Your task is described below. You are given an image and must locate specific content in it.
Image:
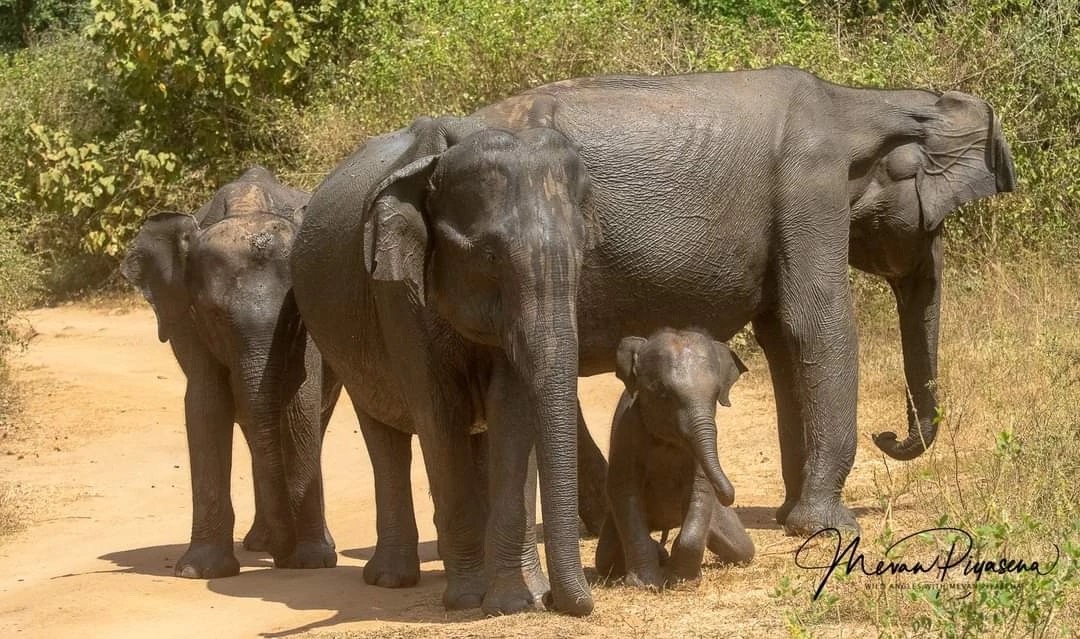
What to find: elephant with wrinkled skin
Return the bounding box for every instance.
[122,167,342,578]
[594,329,754,590]
[294,66,1015,616]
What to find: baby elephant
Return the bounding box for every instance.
[595,328,755,589]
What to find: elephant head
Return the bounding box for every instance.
[615,329,747,506]
[361,115,596,615]
[848,90,1017,460]
[121,212,199,343]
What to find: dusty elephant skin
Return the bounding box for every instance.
[290,128,609,611]
[121,167,343,578]
[294,65,1015,617]
[595,329,754,590]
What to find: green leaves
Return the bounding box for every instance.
[23,122,180,257]
[85,0,337,158]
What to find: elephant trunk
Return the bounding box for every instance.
[505,277,592,616]
[236,329,296,560]
[682,409,735,506]
[873,237,943,461]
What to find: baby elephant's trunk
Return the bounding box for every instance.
[685,413,735,506]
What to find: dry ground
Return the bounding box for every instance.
[0,258,1075,638]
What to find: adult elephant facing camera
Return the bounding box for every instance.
[293,66,1014,616]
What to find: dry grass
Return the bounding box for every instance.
[310,257,1079,638]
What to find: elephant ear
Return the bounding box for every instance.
[713,341,747,407]
[362,116,485,294]
[615,336,647,390]
[915,92,1017,232]
[121,212,199,343]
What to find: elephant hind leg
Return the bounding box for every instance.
[594,514,625,581]
[278,348,337,569]
[577,403,608,538]
[705,504,755,565]
[357,405,420,588]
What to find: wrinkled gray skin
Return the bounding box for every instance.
[291,129,609,610]
[294,66,1015,616]
[595,329,754,589]
[122,167,342,578]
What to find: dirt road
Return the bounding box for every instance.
[0,303,882,637]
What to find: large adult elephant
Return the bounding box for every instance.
[293,66,1014,616]
[123,167,342,577]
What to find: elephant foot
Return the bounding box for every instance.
[363,545,420,588]
[775,497,798,526]
[242,520,271,553]
[175,542,240,579]
[542,579,595,617]
[443,572,486,611]
[481,564,550,616]
[782,498,860,538]
[624,563,664,591]
[707,506,755,565]
[280,541,338,569]
[664,547,704,587]
[663,570,702,590]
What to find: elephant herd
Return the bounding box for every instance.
[122,66,1015,617]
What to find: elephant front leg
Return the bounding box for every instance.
[177,361,240,579]
[766,274,860,536]
[752,315,806,526]
[665,468,716,586]
[481,358,550,615]
[356,406,420,588]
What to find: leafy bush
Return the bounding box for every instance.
[86,0,336,163]
[0,0,90,50]
[0,0,1076,294]
[23,123,180,257]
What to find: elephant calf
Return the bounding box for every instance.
[595,329,754,589]
[122,167,342,578]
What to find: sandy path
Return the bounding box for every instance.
[0,303,859,637]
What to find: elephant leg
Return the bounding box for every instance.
[415,415,487,609]
[373,285,486,610]
[705,504,755,565]
[470,430,490,510]
[577,404,608,538]
[752,315,806,525]
[356,403,420,588]
[242,481,271,553]
[278,337,336,569]
[767,245,860,535]
[481,356,549,615]
[594,513,625,581]
[316,370,343,550]
[665,468,714,586]
[170,330,240,579]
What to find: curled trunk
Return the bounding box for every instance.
[874,237,943,460]
[683,412,735,506]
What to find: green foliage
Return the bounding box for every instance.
[0,0,1077,296]
[683,0,808,23]
[23,123,180,257]
[906,518,1078,638]
[86,0,337,161]
[0,0,90,50]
